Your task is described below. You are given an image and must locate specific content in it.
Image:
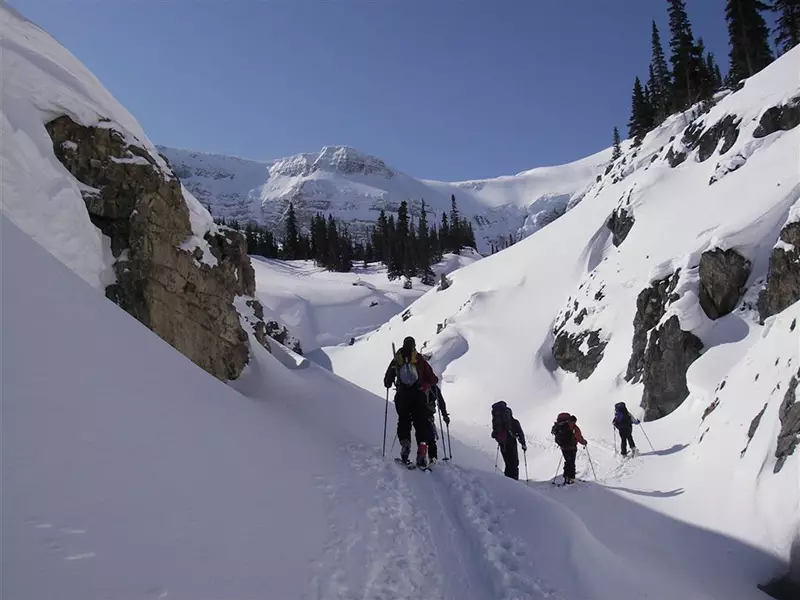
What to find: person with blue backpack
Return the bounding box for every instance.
[612,401,640,457]
[384,336,438,467]
[490,401,527,480]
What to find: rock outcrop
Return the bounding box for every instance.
[775,371,800,474]
[753,95,800,139]
[552,330,607,381]
[626,272,681,383]
[758,221,800,322]
[698,248,751,319]
[683,114,741,163]
[46,115,268,380]
[641,315,704,421]
[607,207,635,247]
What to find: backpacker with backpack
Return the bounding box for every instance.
[551,412,576,448]
[491,401,514,445]
[613,402,632,429]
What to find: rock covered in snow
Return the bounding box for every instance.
[698,248,751,320]
[759,215,800,322]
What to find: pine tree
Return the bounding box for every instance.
[449,195,461,253]
[628,77,652,146]
[283,202,300,259]
[417,200,430,272]
[440,212,450,253]
[714,63,724,89]
[649,21,672,123]
[667,0,703,111]
[612,127,622,160]
[726,0,773,83]
[772,0,800,54]
[429,226,441,262]
[694,38,717,103]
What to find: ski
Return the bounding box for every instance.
[394,457,431,471]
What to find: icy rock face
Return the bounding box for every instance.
[698,248,751,319]
[46,115,268,380]
[551,329,607,381]
[684,114,741,163]
[753,95,800,138]
[606,207,635,247]
[775,371,800,474]
[641,315,704,421]
[759,221,800,322]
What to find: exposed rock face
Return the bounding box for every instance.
[698,248,751,319]
[552,330,607,381]
[666,147,687,168]
[775,372,800,474]
[607,207,635,247]
[626,272,680,383]
[758,221,800,322]
[753,96,800,139]
[683,114,741,163]
[46,115,268,380]
[641,315,704,421]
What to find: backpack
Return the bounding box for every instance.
[613,402,631,428]
[551,413,575,448]
[491,401,514,445]
[396,351,419,387]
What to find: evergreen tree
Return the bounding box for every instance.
[628,77,652,145]
[714,63,724,89]
[417,200,430,273]
[649,21,672,123]
[612,127,622,160]
[325,215,339,270]
[440,212,450,253]
[667,0,703,111]
[449,195,461,253]
[772,0,800,54]
[694,38,717,102]
[283,202,300,259]
[429,226,441,262]
[726,0,773,83]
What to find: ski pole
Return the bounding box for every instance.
[552,455,563,485]
[437,407,448,461]
[494,445,499,473]
[638,422,655,452]
[585,446,598,481]
[523,449,529,484]
[382,387,389,457]
[613,426,617,457]
[446,422,452,461]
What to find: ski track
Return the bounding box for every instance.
[309,444,562,600]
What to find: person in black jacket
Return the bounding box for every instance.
[490,401,526,479]
[612,402,640,457]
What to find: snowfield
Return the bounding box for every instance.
[1,2,799,598]
[160,143,608,253]
[251,250,480,353]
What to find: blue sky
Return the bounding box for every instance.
[11,0,731,180]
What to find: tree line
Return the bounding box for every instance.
[216,195,477,281]
[613,0,799,155]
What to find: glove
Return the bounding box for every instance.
[443,414,450,425]
[384,378,392,389]
[633,419,641,425]
[582,441,588,447]
[521,444,527,452]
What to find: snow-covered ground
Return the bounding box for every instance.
[1,2,798,598]
[323,46,800,567]
[160,143,607,253]
[2,212,783,600]
[251,250,480,353]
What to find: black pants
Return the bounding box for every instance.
[618,427,636,455]
[428,415,439,459]
[395,388,431,448]
[562,448,577,480]
[500,439,520,480]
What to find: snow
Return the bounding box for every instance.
[0,2,217,286]
[2,214,784,599]
[323,46,800,567]
[159,143,609,253]
[250,251,480,353]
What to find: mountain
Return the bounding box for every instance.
[323,47,800,570]
[159,143,608,253]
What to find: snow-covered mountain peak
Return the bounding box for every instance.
[267,145,396,180]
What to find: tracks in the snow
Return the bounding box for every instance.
[308,444,556,600]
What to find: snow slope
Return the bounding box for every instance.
[324,47,800,564]
[251,250,480,353]
[1,212,783,600]
[160,143,608,253]
[0,1,218,290]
